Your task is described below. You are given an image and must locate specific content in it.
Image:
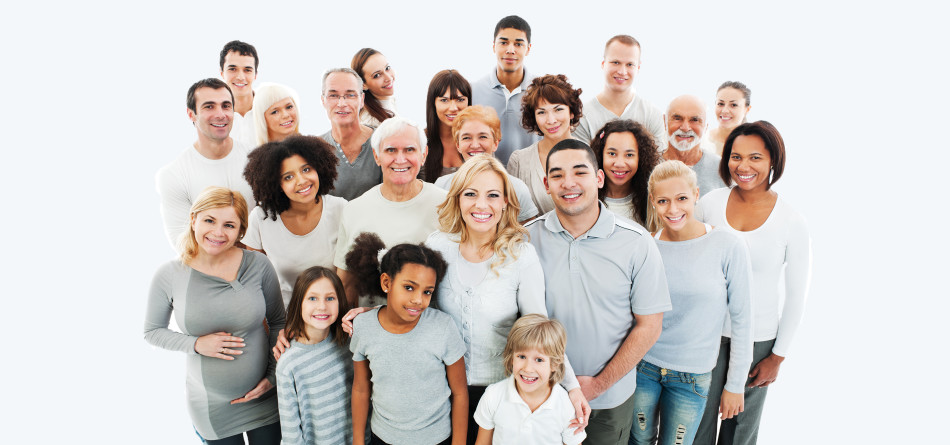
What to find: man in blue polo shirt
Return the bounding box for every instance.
[471,15,541,166]
[525,139,671,444]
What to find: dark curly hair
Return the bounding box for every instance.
[591,119,660,224]
[243,135,339,220]
[520,74,583,136]
[344,232,448,303]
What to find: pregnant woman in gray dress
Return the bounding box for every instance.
[145,186,286,444]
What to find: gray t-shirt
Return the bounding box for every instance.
[693,149,726,197]
[144,251,286,440]
[434,170,540,221]
[526,204,671,410]
[350,307,466,445]
[320,130,383,200]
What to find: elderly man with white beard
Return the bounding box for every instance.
[661,95,726,197]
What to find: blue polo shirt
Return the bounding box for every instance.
[526,203,672,409]
[471,67,541,166]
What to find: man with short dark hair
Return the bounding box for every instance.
[526,139,671,444]
[471,15,540,166]
[574,35,666,151]
[662,95,725,197]
[156,78,255,250]
[219,40,259,145]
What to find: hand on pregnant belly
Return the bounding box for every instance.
[230,378,274,404]
[195,332,246,360]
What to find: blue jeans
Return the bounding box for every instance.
[629,361,711,445]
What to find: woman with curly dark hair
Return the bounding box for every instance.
[351,48,397,127]
[242,135,346,307]
[506,74,583,214]
[590,119,660,226]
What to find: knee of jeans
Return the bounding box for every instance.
[674,424,688,445]
[635,409,648,431]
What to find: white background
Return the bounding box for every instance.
[2,1,946,443]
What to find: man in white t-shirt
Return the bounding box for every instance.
[661,95,726,197]
[155,78,255,250]
[219,40,259,146]
[573,35,666,151]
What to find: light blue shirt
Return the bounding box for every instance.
[471,68,541,166]
[526,203,672,409]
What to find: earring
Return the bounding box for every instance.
[383,288,388,293]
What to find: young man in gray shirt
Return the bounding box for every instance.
[525,139,671,444]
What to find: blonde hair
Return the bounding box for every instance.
[252,82,301,146]
[437,156,527,273]
[179,186,249,264]
[503,314,567,386]
[646,160,699,232]
[452,105,501,147]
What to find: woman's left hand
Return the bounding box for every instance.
[341,306,374,336]
[230,378,274,404]
[567,387,591,433]
[748,353,785,388]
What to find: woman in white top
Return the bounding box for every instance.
[242,135,346,307]
[693,121,812,445]
[351,48,397,127]
[590,119,661,226]
[705,81,752,156]
[506,74,583,214]
[251,83,302,147]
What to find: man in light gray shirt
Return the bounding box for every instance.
[573,35,666,150]
[471,15,541,166]
[319,68,381,200]
[525,139,671,445]
[662,94,726,197]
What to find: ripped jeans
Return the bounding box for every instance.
[629,361,711,445]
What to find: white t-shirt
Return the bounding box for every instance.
[573,94,667,151]
[474,376,585,445]
[230,108,257,148]
[155,139,255,250]
[241,195,347,307]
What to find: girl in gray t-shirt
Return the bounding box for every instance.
[344,233,467,445]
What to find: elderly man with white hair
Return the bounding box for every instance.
[332,116,448,306]
[320,67,382,200]
[661,94,726,197]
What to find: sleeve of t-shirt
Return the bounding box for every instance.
[772,211,812,357]
[694,194,709,223]
[333,207,351,270]
[646,109,668,153]
[473,381,501,430]
[242,207,264,251]
[513,178,540,221]
[629,236,672,314]
[506,150,522,178]
[156,167,191,251]
[350,316,367,361]
[560,390,586,444]
[440,313,466,365]
[143,263,200,355]
[573,116,592,145]
[276,360,305,445]
[723,237,754,394]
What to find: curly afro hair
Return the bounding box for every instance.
[591,119,660,224]
[520,74,583,136]
[243,135,339,220]
[344,232,448,303]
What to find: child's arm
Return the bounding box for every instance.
[474,427,493,445]
[352,359,371,444]
[446,358,468,445]
[276,369,304,445]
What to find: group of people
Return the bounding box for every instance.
[145,14,811,445]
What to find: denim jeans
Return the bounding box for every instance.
[629,361,711,445]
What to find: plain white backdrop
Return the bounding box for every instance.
[3,1,946,443]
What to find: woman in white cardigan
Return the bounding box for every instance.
[693,121,812,445]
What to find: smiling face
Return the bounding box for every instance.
[191,206,241,257]
[666,96,706,152]
[651,176,699,232]
[456,120,499,160]
[460,170,507,236]
[715,87,750,130]
[264,97,298,142]
[361,53,395,98]
[435,88,469,128]
[493,27,531,74]
[220,51,256,99]
[728,134,772,192]
[512,348,553,398]
[322,71,364,126]
[545,148,605,217]
[374,126,425,186]
[602,41,640,94]
[300,277,340,339]
[602,131,639,191]
[279,154,319,205]
[534,100,573,140]
[189,87,234,143]
[380,263,436,327]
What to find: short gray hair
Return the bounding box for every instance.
[371,116,427,156]
[321,67,363,94]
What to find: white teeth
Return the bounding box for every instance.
[281,121,294,127]
[471,212,492,222]
[666,214,685,222]
[393,167,409,172]
[563,193,580,199]
[234,83,247,87]
[738,174,755,180]
[211,123,226,127]
[297,185,312,194]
